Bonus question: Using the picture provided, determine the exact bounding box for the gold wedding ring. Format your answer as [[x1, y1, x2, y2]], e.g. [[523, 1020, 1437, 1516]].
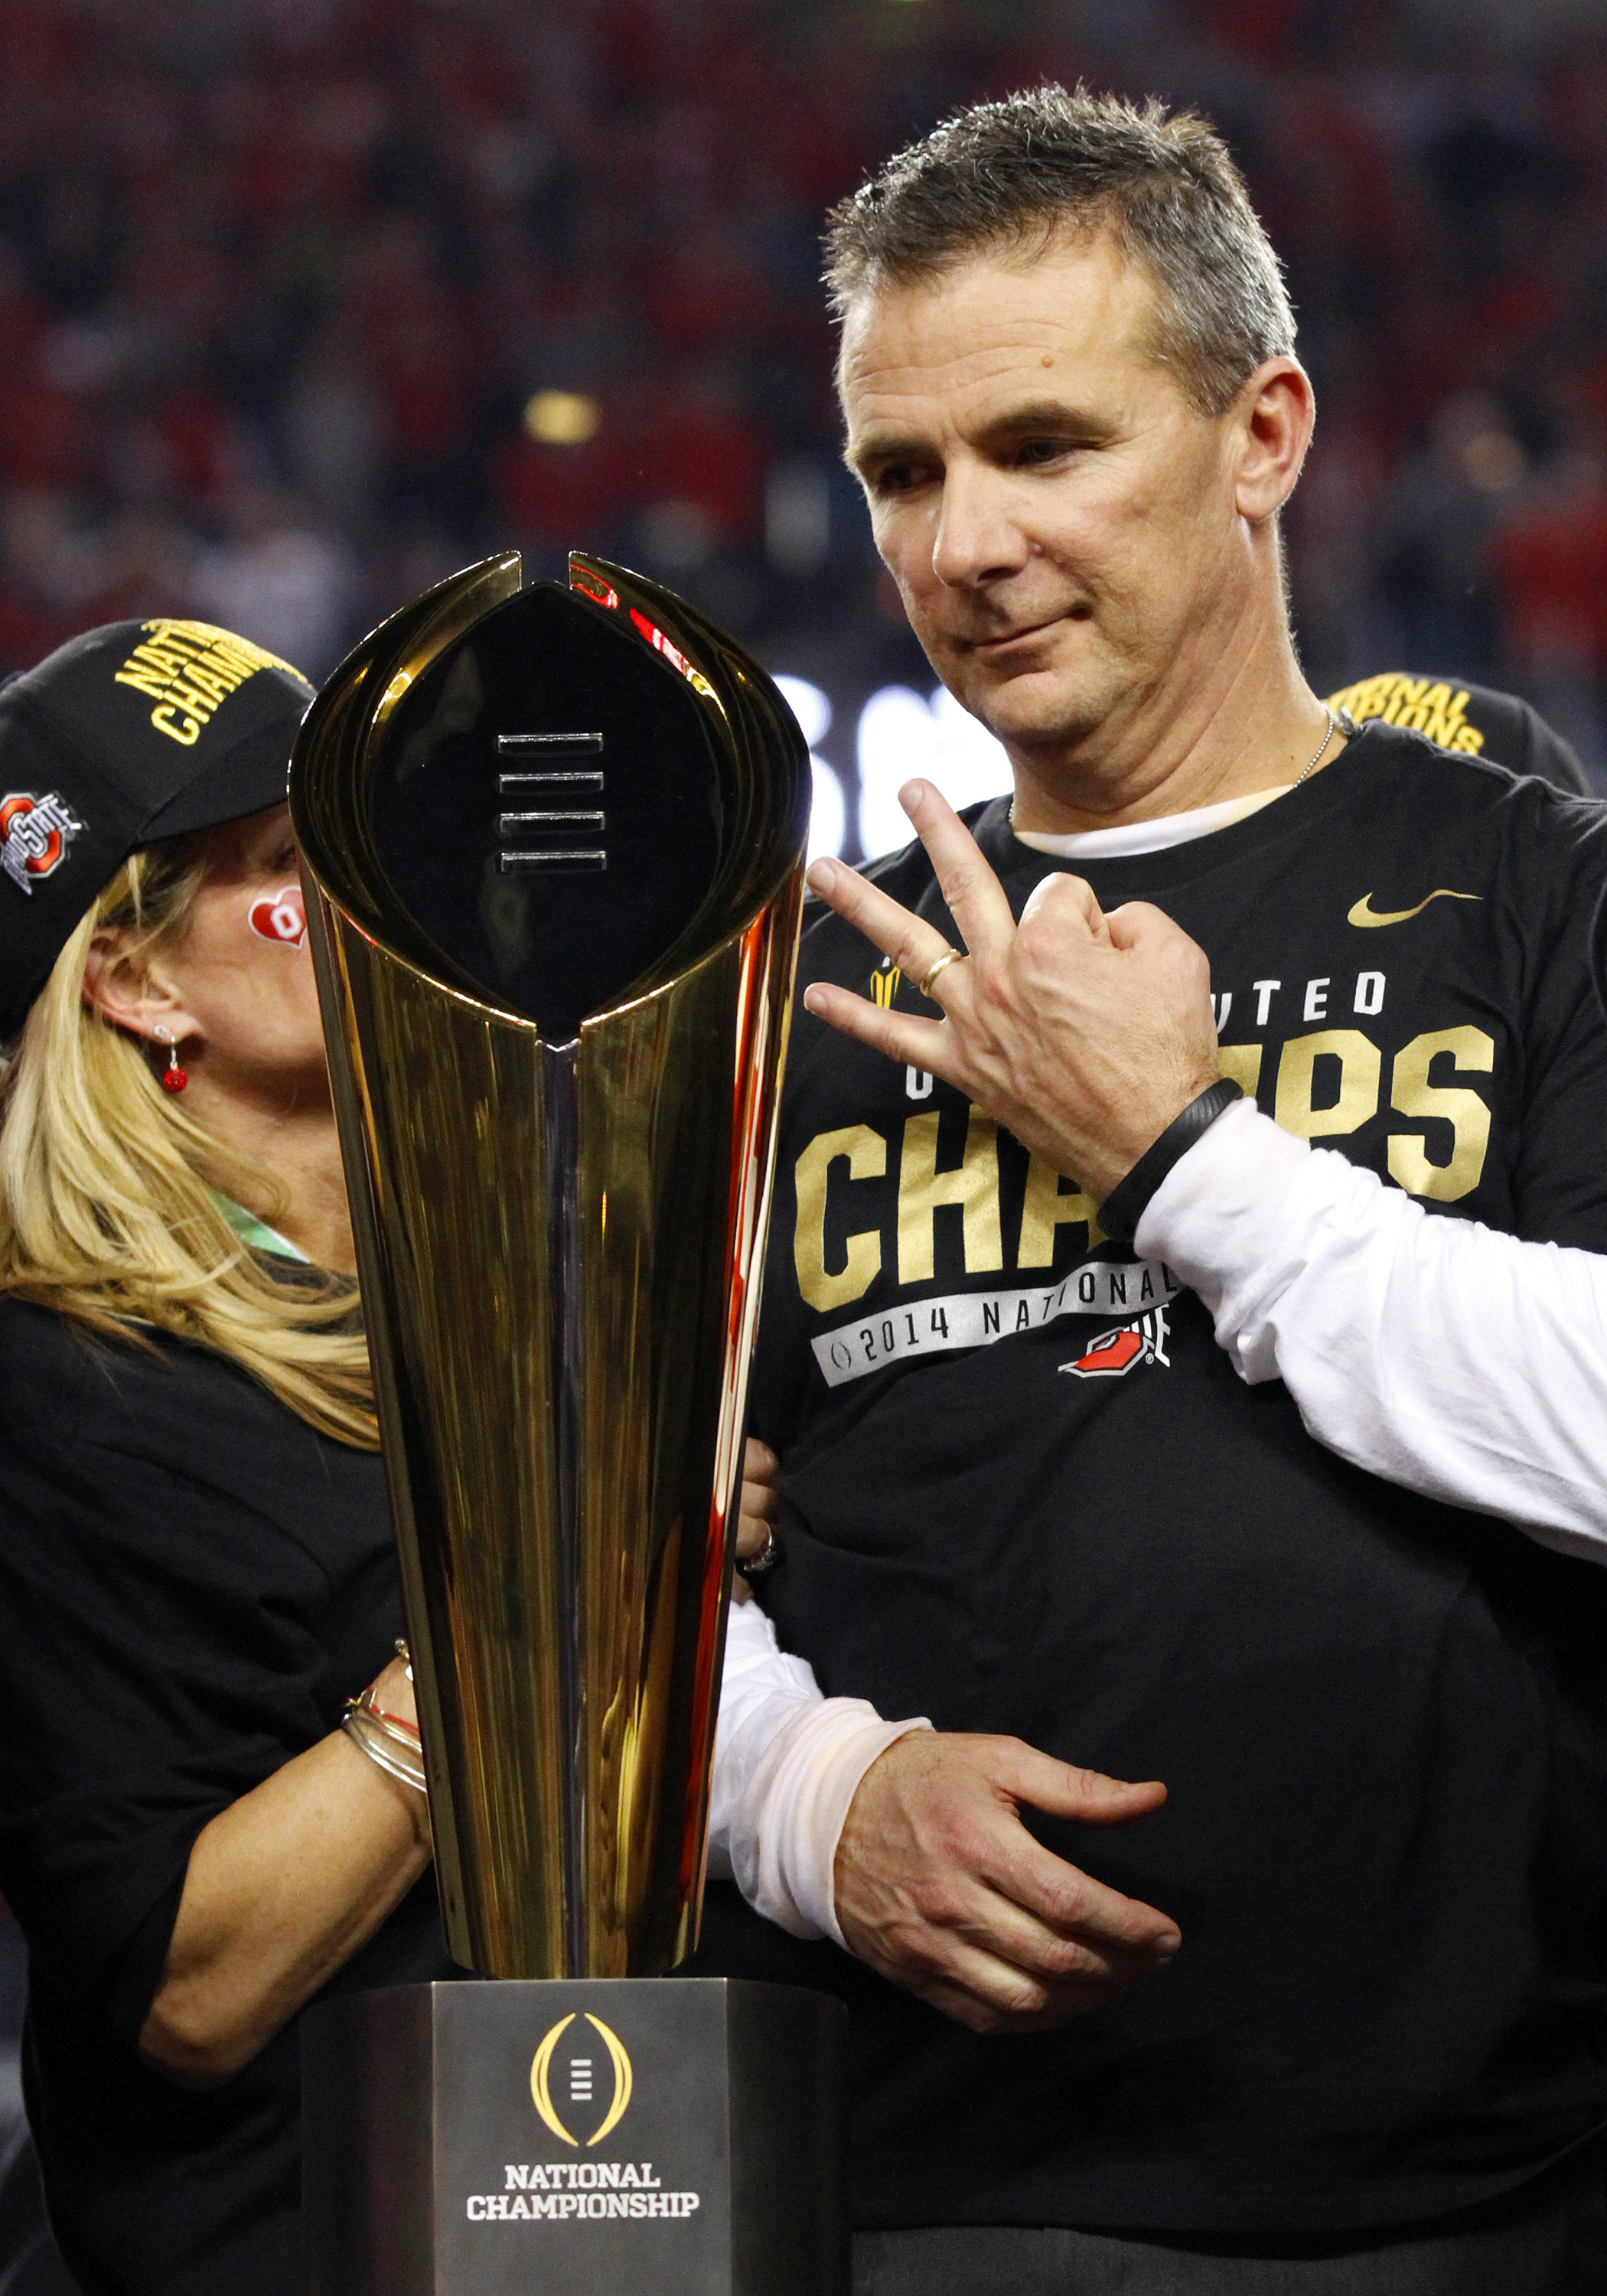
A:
[[917, 947, 963, 1000]]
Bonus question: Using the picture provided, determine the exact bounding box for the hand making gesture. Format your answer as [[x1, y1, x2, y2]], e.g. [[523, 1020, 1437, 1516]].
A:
[[802, 780, 1221, 1209]]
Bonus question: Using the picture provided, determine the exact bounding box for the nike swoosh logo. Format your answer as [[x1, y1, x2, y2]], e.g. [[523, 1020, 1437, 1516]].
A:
[[1348, 889, 1482, 928]]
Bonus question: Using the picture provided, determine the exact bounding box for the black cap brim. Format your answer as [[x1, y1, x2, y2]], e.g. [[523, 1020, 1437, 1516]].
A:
[[137, 707, 304, 842]]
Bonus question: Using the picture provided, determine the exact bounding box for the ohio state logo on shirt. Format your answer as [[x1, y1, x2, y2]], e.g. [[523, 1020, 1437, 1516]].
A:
[[1061, 1305, 1172, 1379], [0, 791, 84, 895]]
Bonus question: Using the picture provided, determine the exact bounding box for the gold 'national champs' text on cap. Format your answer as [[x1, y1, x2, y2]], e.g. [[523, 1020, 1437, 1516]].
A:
[[112, 621, 308, 748], [1324, 672, 1487, 755]]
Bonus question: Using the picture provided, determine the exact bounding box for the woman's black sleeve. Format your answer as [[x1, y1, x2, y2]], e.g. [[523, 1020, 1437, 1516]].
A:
[[0, 1313, 391, 2046]]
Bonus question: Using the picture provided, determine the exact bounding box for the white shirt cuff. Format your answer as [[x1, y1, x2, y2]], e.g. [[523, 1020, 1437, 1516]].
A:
[[709, 1596, 929, 1943]]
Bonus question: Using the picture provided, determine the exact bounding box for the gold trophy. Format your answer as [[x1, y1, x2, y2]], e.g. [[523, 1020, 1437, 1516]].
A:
[[292, 555, 845, 2295]]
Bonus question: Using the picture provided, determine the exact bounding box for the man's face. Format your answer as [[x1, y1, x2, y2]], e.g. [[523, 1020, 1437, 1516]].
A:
[[840, 231, 1251, 771]]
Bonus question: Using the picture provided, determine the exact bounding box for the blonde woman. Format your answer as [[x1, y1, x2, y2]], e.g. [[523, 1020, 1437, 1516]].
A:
[[0, 622, 451, 2296]]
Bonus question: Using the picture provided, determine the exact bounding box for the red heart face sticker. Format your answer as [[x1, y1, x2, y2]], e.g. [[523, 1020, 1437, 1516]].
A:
[[249, 885, 307, 949]]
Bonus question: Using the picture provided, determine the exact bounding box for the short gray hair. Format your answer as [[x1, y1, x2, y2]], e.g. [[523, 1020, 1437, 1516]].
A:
[[824, 86, 1296, 417]]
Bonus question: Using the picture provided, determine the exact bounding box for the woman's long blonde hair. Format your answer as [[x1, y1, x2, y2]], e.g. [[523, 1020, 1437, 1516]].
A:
[[0, 833, 378, 1447]]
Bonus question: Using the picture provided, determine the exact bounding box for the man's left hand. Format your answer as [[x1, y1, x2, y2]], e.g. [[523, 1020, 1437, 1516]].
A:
[[802, 781, 1221, 1207], [732, 1437, 780, 1603]]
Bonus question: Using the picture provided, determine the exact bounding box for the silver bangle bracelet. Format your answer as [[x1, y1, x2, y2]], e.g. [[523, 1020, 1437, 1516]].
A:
[[358, 1704, 425, 1756], [341, 1707, 428, 1795]]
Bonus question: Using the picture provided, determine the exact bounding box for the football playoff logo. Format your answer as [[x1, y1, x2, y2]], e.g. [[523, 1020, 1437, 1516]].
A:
[[0, 791, 84, 895], [530, 2013, 633, 2149]]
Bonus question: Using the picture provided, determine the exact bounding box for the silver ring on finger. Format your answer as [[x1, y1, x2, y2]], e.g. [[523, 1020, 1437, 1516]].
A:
[[917, 947, 964, 1001], [742, 1527, 781, 1577]]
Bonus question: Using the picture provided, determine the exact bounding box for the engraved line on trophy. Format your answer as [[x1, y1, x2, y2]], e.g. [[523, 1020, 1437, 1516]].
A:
[[497, 732, 608, 872], [497, 730, 604, 753], [498, 813, 607, 831]]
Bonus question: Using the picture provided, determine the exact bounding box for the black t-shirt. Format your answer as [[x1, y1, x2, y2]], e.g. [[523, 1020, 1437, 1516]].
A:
[[693, 723, 1607, 2237], [0, 1298, 458, 2296]]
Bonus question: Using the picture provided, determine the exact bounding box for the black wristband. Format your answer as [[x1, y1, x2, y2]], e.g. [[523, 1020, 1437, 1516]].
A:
[[1095, 1078, 1244, 1243]]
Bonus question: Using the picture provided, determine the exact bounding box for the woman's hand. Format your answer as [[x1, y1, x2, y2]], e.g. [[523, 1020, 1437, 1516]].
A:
[[801, 782, 1221, 1208], [733, 1437, 780, 1602]]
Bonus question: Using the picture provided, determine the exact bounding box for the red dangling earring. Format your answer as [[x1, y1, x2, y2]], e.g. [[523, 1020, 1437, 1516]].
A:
[[155, 1029, 187, 1094]]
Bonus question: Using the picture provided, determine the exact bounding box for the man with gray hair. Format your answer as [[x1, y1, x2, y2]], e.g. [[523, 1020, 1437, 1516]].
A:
[[700, 85, 1607, 2294]]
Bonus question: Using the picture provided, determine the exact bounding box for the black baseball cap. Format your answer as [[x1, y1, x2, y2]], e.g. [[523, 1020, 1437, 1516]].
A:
[[0, 618, 315, 1039]]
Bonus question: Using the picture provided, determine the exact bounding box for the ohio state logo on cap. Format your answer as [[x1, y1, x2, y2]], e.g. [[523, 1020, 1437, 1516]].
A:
[[0, 791, 85, 896]]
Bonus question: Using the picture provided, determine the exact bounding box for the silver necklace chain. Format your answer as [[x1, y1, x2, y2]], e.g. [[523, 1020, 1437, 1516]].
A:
[[1292, 706, 1338, 790]]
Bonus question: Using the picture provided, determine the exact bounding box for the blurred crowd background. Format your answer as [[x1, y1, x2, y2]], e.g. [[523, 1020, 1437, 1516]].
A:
[[3, 0, 1607, 844], [2, 0, 1606, 858]]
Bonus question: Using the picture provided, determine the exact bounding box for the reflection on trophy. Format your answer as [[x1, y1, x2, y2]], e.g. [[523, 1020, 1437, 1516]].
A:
[[291, 553, 845, 2295]]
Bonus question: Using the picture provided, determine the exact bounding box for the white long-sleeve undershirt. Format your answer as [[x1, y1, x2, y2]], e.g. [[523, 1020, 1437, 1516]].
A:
[[1135, 1096, 1607, 1563]]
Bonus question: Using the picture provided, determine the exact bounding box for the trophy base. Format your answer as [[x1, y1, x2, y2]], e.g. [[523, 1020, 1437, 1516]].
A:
[[303, 1976, 849, 2296]]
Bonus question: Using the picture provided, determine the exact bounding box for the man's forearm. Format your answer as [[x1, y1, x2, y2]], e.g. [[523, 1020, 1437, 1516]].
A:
[[709, 1595, 929, 1940], [1139, 1098, 1607, 1559]]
